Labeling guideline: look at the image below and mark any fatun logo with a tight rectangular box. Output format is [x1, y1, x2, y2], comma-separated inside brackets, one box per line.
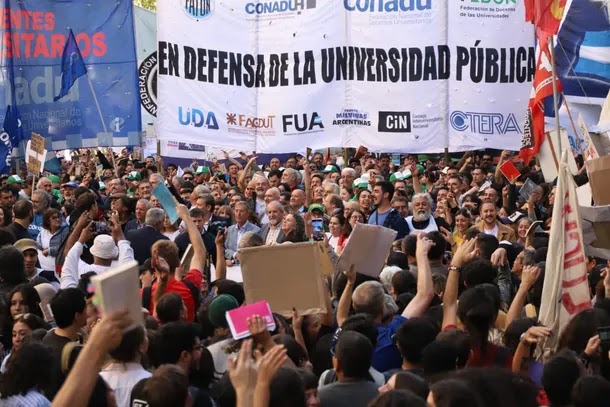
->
[450, 111, 521, 135]
[378, 111, 411, 133]
[178, 107, 219, 130]
[182, 0, 214, 20]
[282, 112, 324, 134]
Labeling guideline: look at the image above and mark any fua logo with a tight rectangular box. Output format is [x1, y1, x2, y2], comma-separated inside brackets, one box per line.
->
[178, 107, 219, 130]
[344, 0, 431, 12]
[282, 112, 324, 133]
[182, 0, 214, 20]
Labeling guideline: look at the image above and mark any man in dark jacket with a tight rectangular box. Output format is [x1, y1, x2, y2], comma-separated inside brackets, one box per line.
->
[368, 181, 409, 240]
[126, 207, 169, 264]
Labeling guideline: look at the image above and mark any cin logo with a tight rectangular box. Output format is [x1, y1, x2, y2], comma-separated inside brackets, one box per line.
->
[282, 112, 324, 133]
[178, 107, 219, 130]
[182, 0, 214, 20]
[450, 111, 521, 135]
[378, 111, 411, 133]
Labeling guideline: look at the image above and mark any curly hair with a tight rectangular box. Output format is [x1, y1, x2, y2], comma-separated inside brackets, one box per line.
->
[0, 342, 53, 398]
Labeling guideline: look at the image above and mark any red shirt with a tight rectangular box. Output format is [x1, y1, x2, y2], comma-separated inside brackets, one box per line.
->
[149, 268, 203, 321]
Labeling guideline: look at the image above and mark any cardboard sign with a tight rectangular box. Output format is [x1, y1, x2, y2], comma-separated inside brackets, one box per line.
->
[578, 113, 599, 161]
[226, 300, 276, 340]
[30, 132, 45, 154]
[25, 139, 47, 175]
[586, 155, 610, 206]
[91, 260, 143, 331]
[498, 159, 520, 183]
[337, 223, 397, 278]
[239, 242, 326, 317]
[538, 129, 579, 182]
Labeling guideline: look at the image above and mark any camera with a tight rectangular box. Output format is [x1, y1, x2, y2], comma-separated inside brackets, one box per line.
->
[93, 221, 110, 235]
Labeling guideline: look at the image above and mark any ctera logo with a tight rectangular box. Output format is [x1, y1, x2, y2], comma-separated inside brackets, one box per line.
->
[178, 107, 219, 130]
[282, 112, 324, 134]
[344, 0, 431, 12]
[378, 111, 411, 133]
[450, 111, 521, 135]
[246, 0, 317, 14]
[182, 0, 214, 20]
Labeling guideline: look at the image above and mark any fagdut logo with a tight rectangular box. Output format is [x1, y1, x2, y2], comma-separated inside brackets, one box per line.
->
[245, 0, 317, 19]
[226, 113, 276, 136]
[138, 52, 157, 117]
[333, 109, 371, 127]
[450, 111, 521, 135]
[282, 112, 324, 135]
[178, 107, 219, 130]
[182, 0, 214, 20]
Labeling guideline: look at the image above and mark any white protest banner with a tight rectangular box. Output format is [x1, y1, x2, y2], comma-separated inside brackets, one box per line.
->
[159, 140, 241, 161]
[578, 113, 599, 161]
[157, 1, 533, 153]
[538, 151, 591, 353]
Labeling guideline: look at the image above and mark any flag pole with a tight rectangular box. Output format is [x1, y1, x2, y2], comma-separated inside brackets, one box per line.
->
[561, 93, 586, 165]
[549, 35, 562, 153]
[86, 77, 118, 175]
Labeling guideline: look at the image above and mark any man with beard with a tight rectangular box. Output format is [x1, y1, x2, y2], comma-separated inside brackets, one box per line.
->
[258, 201, 285, 245]
[474, 200, 516, 242]
[405, 193, 449, 235]
[253, 174, 269, 224]
[368, 181, 408, 240]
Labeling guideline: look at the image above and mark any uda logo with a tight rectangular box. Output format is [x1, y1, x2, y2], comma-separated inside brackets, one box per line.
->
[182, 0, 214, 20]
[178, 107, 219, 130]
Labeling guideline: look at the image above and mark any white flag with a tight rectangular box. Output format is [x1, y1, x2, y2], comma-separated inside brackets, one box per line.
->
[538, 151, 592, 353]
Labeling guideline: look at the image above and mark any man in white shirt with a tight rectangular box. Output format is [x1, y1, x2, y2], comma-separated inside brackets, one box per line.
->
[61, 216, 134, 289]
[258, 201, 285, 245]
[253, 174, 270, 224]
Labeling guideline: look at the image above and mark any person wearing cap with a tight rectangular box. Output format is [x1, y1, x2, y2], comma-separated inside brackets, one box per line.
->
[60, 215, 135, 289]
[7, 175, 24, 188]
[14, 238, 60, 288]
[60, 182, 78, 204]
[206, 294, 240, 380]
[194, 165, 212, 184]
[126, 171, 142, 196]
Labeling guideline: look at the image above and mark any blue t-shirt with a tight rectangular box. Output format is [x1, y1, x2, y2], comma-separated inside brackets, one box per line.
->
[368, 209, 390, 227]
[373, 315, 407, 372]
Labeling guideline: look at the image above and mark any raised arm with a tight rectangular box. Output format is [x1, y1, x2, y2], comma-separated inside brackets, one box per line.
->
[304, 160, 313, 206]
[337, 265, 356, 327]
[238, 156, 257, 191]
[61, 221, 93, 289]
[403, 234, 436, 319]
[411, 164, 423, 194]
[109, 214, 135, 264]
[214, 229, 228, 281]
[176, 204, 206, 273]
[505, 265, 540, 329]
[442, 239, 475, 329]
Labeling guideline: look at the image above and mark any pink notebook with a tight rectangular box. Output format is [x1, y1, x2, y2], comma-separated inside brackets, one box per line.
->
[226, 301, 276, 340]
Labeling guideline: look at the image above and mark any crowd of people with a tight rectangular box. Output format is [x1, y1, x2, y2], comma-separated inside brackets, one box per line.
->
[0, 146, 607, 407]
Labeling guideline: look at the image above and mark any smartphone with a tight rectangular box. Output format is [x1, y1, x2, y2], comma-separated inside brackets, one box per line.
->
[599, 326, 610, 346]
[312, 219, 324, 241]
[40, 300, 55, 323]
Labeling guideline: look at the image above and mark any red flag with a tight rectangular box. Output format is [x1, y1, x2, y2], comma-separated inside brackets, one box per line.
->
[525, 0, 568, 35]
[519, 33, 563, 164]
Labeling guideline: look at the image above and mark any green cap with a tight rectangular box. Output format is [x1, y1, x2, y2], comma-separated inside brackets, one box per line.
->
[416, 164, 425, 174]
[322, 165, 338, 173]
[308, 203, 325, 213]
[48, 175, 61, 184]
[7, 175, 24, 185]
[98, 181, 106, 191]
[208, 294, 239, 328]
[417, 154, 430, 162]
[126, 171, 142, 180]
[194, 166, 211, 175]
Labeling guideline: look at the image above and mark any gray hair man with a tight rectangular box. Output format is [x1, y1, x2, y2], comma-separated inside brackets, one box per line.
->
[125, 207, 170, 265]
[405, 193, 449, 234]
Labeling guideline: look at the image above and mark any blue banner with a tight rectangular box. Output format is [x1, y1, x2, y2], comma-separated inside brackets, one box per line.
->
[554, 0, 610, 101]
[0, 0, 141, 151]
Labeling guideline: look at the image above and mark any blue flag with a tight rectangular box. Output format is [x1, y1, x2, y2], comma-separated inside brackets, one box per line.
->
[0, 105, 21, 174]
[54, 29, 87, 102]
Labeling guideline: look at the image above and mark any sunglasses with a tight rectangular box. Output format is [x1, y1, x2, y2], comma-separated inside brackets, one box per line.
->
[183, 176, 194, 181]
